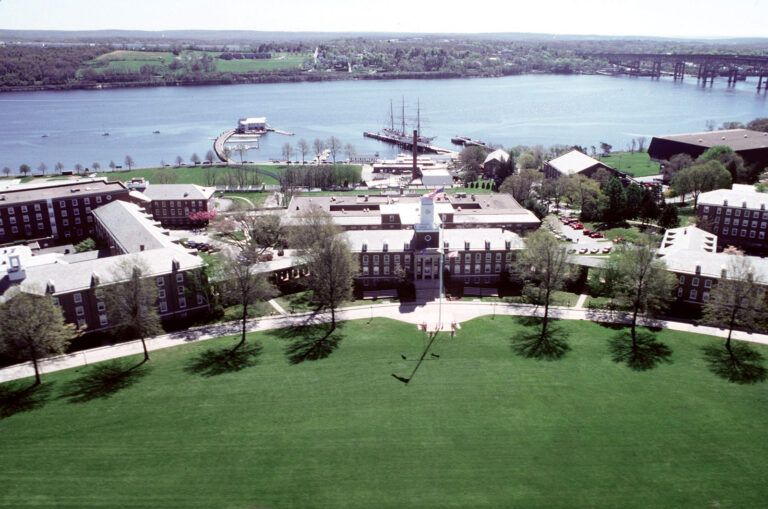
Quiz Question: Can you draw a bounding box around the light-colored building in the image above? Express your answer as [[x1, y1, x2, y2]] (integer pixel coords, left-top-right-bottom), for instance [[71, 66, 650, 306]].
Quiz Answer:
[[237, 117, 267, 133], [544, 150, 616, 180]]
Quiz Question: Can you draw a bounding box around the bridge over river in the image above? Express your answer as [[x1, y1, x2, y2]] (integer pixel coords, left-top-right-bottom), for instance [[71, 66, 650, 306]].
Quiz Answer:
[[585, 53, 768, 90]]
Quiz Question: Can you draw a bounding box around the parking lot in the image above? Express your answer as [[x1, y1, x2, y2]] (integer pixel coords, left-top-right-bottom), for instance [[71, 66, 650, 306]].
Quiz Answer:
[[547, 216, 614, 255]]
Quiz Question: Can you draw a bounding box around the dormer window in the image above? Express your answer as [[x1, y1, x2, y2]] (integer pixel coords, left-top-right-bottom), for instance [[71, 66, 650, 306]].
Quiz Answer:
[[464, 241, 470, 250], [485, 240, 491, 250], [695, 264, 701, 275]]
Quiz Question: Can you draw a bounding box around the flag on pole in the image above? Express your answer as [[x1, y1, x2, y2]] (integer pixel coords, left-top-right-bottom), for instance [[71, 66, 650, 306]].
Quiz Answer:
[[426, 187, 445, 200]]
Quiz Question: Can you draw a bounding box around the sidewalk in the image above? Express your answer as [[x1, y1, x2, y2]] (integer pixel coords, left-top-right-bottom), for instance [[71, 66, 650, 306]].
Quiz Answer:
[[2, 300, 767, 384]]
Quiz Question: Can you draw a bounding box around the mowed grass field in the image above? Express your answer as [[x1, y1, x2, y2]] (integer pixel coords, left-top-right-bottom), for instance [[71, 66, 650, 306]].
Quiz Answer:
[[598, 151, 661, 178], [215, 52, 308, 72], [1, 317, 766, 508]]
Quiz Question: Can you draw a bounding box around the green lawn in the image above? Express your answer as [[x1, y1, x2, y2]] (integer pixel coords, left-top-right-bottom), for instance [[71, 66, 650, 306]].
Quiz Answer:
[[2, 317, 766, 508], [95, 165, 266, 186], [215, 52, 308, 72], [598, 151, 660, 178]]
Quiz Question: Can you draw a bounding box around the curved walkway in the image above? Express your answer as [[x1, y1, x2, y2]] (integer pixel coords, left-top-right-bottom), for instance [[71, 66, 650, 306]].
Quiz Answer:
[[1, 301, 766, 383]]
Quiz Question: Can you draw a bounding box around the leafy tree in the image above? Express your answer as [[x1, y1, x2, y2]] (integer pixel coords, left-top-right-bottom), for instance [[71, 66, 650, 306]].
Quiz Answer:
[[746, 117, 768, 132], [291, 205, 355, 331], [74, 163, 84, 174], [203, 167, 217, 187], [657, 203, 680, 230], [124, 155, 135, 170], [605, 236, 676, 346], [297, 138, 310, 164], [222, 147, 232, 163], [599, 177, 627, 223], [541, 177, 571, 213], [37, 162, 47, 175], [327, 136, 341, 164], [19, 164, 30, 176], [0, 290, 75, 385], [671, 160, 732, 210], [599, 142, 612, 155], [517, 151, 538, 170], [663, 153, 694, 182], [343, 143, 356, 160], [624, 183, 644, 220], [566, 174, 601, 211], [592, 167, 613, 187], [459, 145, 487, 173], [205, 150, 216, 165], [513, 229, 572, 358], [104, 260, 163, 362], [720, 121, 745, 130], [74, 238, 96, 252], [703, 256, 766, 357], [638, 189, 660, 225], [499, 168, 542, 203], [698, 145, 747, 182]]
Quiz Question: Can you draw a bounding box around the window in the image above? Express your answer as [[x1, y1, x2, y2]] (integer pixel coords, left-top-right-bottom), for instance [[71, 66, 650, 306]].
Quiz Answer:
[[99, 314, 108, 326], [373, 266, 380, 276], [724, 218, 730, 225], [702, 292, 710, 302], [484, 265, 491, 273], [0, 228, 4, 236], [106, 195, 112, 201], [750, 231, 756, 238], [97, 302, 106, 312], [677, 287, 683, 297], [485, 253, 491, 262], [722, 228, 729, 235], [735, 209, 741, 217], [394, 255, 400, 265], [73, 208, 79, 216], [53, 297, 60, 306], [59, 201, 65, 208], [22, 215, 29, 223], [704, 279, 712, 288], [495, 264, 501, 273], [692, 277, 699, 287], [362, 266, 370, 275], [373, 255, 380, 264], [716, 207, 721, 215], [159, 301, 168, 313], [73, 293, 82, 303], [175, 273, 184, 283], [96, 196, 102, 204], [703, 206, 709, 213], [197, 294, 204, 305], [404, 255, 411, 264], [11, 226, 18, 233], [75, 306, 85, 316], [383, 255, 390, 264], [7, 208, 13, 215], [158, 289, 166, 299], [474, 253, 481, 262], [725, 208, 732, 216], [34, 204, 40, 211], [61, 210, 67, 218], [75, 218, 81, 225], [178, 297, 186, 308], [62, 219, 69, 227], [72, 199, 78, 206], [741, 229, 747, 237], [37, 222, 44, 230], [77, 319, 87, 328], [84, 197, 90, 205], [474, 264, 481, 274], [9, 216, 16, 225], [177, 285, 184, 295], [156, 277, 165, 286], [383, 266, 390, 275], [495, 253, 502, 262], [362, 255, 369, 264], [689, 289, 697, 300], [752, 221, 758, 228], [760, 232, 765, 240], [35, 213, 42, 221], [678, 275, 685, 284], [465, 264, 471, 274], [21, 205, 27, 213]]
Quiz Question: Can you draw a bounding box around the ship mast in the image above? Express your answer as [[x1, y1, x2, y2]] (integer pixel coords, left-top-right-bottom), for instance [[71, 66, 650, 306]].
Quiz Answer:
[[390, 99, 394, 131], [401, 96, 406, 136]]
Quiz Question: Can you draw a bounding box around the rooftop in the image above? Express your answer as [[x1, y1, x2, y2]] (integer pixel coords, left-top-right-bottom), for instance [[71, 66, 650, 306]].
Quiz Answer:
[[92, 201, 179, 254], [657, 226, 718, 256], [547, 150, 606, 175], [698, 185, 768, 210], [0, 178, 128, 205], [484, 149, 510, 165], [656, 129, 768, 152], [142, 184, 216, 202]]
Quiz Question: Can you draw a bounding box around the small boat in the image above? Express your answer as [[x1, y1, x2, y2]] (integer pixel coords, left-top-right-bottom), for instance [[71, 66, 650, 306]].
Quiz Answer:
[[102, 132, 110, 136], [41, 134, 48, 138], [153, 130, 160, 134]]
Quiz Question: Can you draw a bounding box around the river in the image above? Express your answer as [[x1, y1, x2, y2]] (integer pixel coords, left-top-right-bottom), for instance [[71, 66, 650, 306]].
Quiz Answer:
[[0, 74, 766, 171]]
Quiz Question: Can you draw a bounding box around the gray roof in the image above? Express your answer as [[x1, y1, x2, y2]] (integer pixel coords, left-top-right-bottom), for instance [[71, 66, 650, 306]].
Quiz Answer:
[[143, 184, 215, 201], [92, 201, 178, 253], [343, 228, 523, 253], [697, 186, 768, 211], [657, 226, 717, 256], [661, 250, 768, 281], [0, 178, 128, 205], [657, 129, 768, 152], [547, 150, 606, 175]]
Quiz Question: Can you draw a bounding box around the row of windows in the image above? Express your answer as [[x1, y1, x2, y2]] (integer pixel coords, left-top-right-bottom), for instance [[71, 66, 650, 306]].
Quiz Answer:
[[713, 227, 766, 240], [703, 205, 768, 219], [709, 215, 767, 229], [156, 200, 206, 208], [59, 196, 110, 208], [677, 287, 710, 302], [678, 275, 713, 288]]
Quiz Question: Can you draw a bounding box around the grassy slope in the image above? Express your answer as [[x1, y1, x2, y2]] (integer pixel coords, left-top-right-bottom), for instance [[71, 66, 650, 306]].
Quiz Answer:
[[215, 53, 307, 72], [1, 317, 766, 508], [598, 151, 660, 178]]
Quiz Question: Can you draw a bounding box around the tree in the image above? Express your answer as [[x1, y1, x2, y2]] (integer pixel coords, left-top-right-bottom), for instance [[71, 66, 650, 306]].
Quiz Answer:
[[515, 229, 572, 351], [205, 150, 216, 165], [599, 142, 612, 155], [222, 147, 232, 163], [671, 160, 732, 210], [2, 167, 10, 177], [203, 166, 217, 187], [291, 205, 355, 331], [663, 153, 694, 182], [703, 256, 766, 357], [459, 145, 487, 173], [154, 171, 179, 184], [636, 136, 647, 152], [281, 142, 294, 161], [599, 177, 627, 223], [343, 142, 356, 160], [92, 162, 101, 171], [109, 160, 116, 171], [74, 163, 84, 174], [124, 155, 135, 170], [657, 203, 680, 230], [297, 138, 310, 164], [214, 213, 283, 350], [235, 145, 247, 164], [175, 155, 184, 167], [746, 117, 768, 132], [37, 162, 47, 175], [605, 236, 676, 347], [499, 168, 542, 203], [720, 121, 745, 130], [566, 174, 601, 211], [19, 164, 30, 176], [541, 177, 571, 213], [0, 290, 75, 385], [190, 153, 201, 166], [698, 145, 747, 183], [327, 136, 341, 164], [103, 260, 163, 362], [313, 138, 326, 160], [74, 237, 96, 252], [517, 151, 538, 170]]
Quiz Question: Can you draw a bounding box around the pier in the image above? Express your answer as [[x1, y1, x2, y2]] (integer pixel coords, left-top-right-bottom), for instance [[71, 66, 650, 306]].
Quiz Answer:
[[364, 131, 455, 155], [213, 129, 236, 162]]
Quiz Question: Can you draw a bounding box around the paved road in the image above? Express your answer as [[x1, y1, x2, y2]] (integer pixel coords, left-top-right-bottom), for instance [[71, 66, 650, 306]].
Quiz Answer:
[[2, 300, 766, 384]]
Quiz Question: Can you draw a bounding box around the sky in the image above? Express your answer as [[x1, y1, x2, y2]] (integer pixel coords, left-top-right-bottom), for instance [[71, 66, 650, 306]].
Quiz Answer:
[[0, 0, 766, 39]]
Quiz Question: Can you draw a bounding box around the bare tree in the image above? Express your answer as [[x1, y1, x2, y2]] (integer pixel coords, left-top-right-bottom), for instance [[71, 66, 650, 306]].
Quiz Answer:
[[103, 260, 163, 362], [109, 160, 116, 171], [297, 138, 310, 164], [190, 153, 201, 166], [499, 168, 542, 203], [281, 142, 294, 162], [637, 137, 647, 152], [92, 162, 101, 171], [124, 155, 135, 170], [326, 136, 342, 164], [175, 155, 184, 167], [205, 150, 216, 165], [74, 163, 84, 174], [344, 142, 356, 160], [37, 162, 47, 175], [0, 290, 75, 385], [313, 138, 326, 160], [3, 166, 12, 177], [203, 166, 217, 187]]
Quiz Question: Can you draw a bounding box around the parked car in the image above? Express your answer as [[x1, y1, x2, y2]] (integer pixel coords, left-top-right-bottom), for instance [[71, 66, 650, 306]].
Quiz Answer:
[[602, 246, 612, 254], [186, 241, 198, 248], [590, 232, 604, 239], [583, 229, 593, 236], [197, 245, 209, 252], [579, 247, 588, 254], [258, 252, 274, 262], [591, 247, 600, 254]]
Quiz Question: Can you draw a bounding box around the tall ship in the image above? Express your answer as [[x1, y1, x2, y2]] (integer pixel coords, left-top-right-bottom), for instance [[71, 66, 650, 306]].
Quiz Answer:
[[364, 98, 437, 151]]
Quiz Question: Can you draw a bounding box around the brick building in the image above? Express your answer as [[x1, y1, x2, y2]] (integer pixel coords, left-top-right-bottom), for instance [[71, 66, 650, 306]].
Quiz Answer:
[[0, 179, 130, 246], [696, 185, 768, 253], [142, 184, 216, 227]]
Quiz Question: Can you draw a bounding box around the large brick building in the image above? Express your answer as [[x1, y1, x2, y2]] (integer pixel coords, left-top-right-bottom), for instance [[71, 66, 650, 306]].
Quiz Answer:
[[0, 178, 130, 246], [142, 184, 216, 227], [696, 185, 768, 253], [648, 129, 768, 169], [0, 200, 207, 332]]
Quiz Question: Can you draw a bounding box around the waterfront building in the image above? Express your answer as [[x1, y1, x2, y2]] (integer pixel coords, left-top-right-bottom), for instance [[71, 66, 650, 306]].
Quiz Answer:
[[696, 184, 768, 253], [648, 129, 768, 168], [482, 149, 510, 179], [544, 150, 618, 180], [142, 184, 216, 227], [237, 117, 267, 133], [0, 178, 130, 247]]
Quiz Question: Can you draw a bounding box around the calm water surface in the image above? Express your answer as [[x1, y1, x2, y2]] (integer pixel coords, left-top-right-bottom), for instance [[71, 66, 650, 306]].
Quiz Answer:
[[0, 74, 766, 171]]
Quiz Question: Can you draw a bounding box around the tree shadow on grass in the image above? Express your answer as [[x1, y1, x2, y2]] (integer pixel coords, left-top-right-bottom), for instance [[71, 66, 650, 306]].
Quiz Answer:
[[60, 359, 152, 403], [277, 323, 343, 365], [511, 320, 570, 361], [0, 381, 54, 419], [701, 343, 767, 385], [608, 331, 673, 371], [184, 342, 263, 377]]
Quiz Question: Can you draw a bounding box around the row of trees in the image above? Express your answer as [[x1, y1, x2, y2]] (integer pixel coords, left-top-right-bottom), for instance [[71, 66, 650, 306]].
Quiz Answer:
[[282, 137, 354, 165]]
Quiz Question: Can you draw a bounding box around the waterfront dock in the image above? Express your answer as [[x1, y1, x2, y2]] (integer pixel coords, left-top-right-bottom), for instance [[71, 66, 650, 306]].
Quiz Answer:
[[363, 131, 455, 155], [213, 129, 236, 162]]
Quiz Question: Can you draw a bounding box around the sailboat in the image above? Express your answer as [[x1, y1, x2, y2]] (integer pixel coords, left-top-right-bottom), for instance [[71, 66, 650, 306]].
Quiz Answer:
[[379, 97, 435, 144]]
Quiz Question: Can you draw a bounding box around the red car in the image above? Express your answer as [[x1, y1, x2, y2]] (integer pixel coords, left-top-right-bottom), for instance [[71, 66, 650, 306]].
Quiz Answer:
[[590, 232, 604, 239], [582, 229, 593, 235], [571, 223, 584, 230]]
